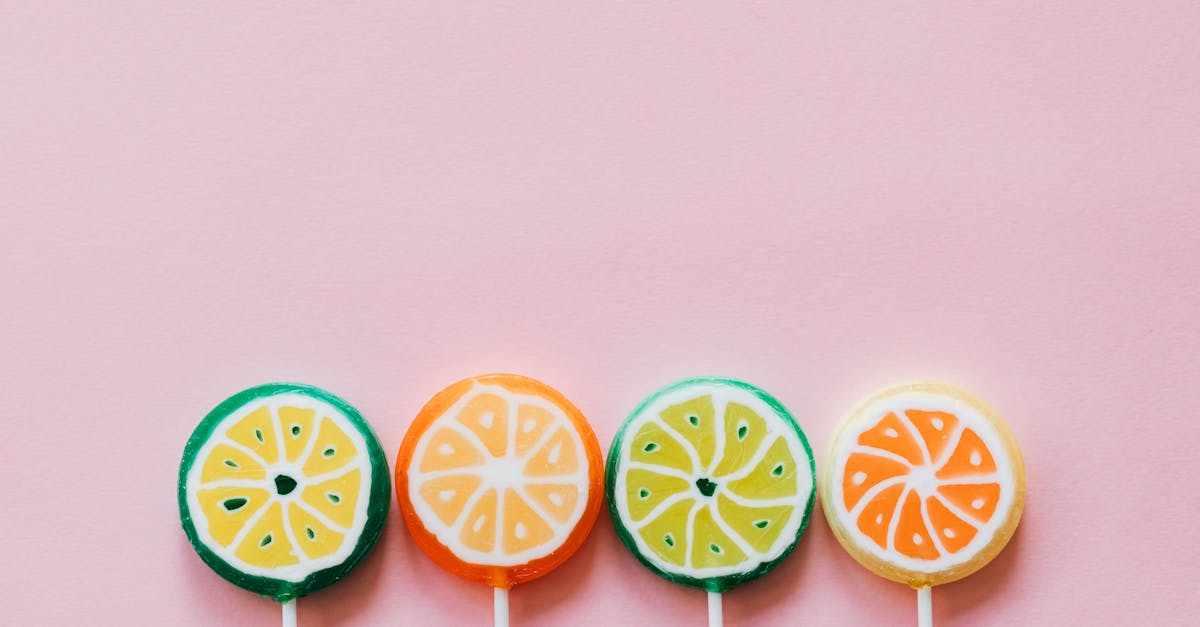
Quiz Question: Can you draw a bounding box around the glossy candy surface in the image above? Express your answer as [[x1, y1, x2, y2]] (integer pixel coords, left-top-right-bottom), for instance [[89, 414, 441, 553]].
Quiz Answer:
[[396, 373, 604, 589], [606, 377, 815, 592], [179, 383, 390, 601], [821, 381, 1025, 587]]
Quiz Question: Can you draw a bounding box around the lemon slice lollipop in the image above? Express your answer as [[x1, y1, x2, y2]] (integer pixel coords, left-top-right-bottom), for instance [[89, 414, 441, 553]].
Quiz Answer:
[[607, 377, 815, 625], [179, 383, 390, 622]]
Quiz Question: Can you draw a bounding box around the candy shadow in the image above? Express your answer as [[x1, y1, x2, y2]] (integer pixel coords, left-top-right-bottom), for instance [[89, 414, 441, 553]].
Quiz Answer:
[[724, 500, 822, 625], [303, 503, 396, 626], [178, 533, 275, 624], [938, 524, 1025, 622], [513, 510, 612, 623]]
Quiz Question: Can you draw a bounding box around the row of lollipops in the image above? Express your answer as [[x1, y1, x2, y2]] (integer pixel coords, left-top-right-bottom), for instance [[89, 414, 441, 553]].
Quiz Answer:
[[178, 374, 1025, 627]]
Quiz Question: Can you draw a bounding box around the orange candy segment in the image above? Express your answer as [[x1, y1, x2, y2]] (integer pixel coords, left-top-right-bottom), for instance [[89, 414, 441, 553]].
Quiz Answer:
[[854, 483, 905, 550], [525, 484, 580, 524], [842, 452, 909, 511], [905, 409, 959, 462], [420, 429, 486, 473], [456, 393, 509, 458], [937, 482, 1001, 523], [418, 474, 484, 526], [936, 428, 997, 480], [892, 490, 938, 560], [925, 495, 977, 553], [856, 412, 926, 465], [524, 428, 580, 477], [843, 410, 1004, 559]]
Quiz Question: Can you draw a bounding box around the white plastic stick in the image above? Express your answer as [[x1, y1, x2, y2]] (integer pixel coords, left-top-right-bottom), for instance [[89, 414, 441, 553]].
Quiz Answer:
[[917, 586, 932, 627], [494, 587, 509, 627], [708, 591, 723, 627], [282, 599, 297, 627]]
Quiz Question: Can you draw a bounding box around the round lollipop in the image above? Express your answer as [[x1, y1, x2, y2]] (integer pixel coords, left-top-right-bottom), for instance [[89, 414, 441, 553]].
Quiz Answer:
[[395, 373, 604, 626], [179, 383, 390, 626], [821, 381, 1025, 626], [606, 377, 815, 627]]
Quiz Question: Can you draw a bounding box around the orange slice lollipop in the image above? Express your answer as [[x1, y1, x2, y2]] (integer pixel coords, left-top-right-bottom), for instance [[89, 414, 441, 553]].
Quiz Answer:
[[821, 381, 1025, 587], [396, 374, 604, 589]]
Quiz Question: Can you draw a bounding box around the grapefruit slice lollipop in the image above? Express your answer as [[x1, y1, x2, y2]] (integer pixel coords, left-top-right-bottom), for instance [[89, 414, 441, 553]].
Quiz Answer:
[[821, 381, 1025, 625], [179, 383, 391, 626], [606, 377, 815, 626], [395, 374, 604, 625]]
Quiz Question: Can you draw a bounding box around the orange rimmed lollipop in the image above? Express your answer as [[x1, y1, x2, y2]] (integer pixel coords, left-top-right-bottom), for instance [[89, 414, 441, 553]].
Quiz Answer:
[[395, 374, 604, 625]]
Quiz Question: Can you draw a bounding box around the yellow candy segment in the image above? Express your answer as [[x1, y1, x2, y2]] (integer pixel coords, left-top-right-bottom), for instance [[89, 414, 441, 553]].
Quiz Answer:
[[625, 468, 692, 522], [690, 506, 748, 569], [629, 422, 694, 474], [725, 438, 798, 501], [301, 469, 361, 529], [195, 486, 271, 546], [712, 402, 768, 477], [287, 502, 345, 560], [301, 417, 360, 477], [225, 406, 280, 465], [278, 406, 316, 463], [200, 443, 267, 483], [234, 502, 299, 567], [715, 494, 793, 554], [659, 395, 716, 469], [637, 498, 694, 567]]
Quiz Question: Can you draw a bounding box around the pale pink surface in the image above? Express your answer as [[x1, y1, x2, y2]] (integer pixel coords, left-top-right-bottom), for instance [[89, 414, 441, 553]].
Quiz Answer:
[[2, 2, 1198, 625]]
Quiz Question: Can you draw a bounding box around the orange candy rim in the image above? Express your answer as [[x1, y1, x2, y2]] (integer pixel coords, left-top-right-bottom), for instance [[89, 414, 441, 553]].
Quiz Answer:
[[395, 373, 605, 589]]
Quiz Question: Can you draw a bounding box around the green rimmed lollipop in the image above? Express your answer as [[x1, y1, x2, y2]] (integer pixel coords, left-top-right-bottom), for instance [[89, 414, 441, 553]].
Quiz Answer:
[[178, 383, 390, 618], [606, 377, 815, 623]]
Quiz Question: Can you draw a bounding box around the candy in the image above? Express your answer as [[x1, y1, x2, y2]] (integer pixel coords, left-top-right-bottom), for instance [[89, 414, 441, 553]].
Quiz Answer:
[[395, 374, 604, 622], [606, 377, 815, 625], [178, 383, 391, 617], [821, 381, 1025, 624]]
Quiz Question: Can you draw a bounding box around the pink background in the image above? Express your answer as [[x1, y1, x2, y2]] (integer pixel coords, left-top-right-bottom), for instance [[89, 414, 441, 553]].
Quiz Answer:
[[3, 2, 1198, 625]]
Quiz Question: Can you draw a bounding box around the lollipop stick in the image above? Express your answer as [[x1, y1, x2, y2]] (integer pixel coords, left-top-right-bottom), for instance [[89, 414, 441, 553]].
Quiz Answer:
[[282, 599, 297, 627], [494, 587, 509, 627], [707, 591, 723, 627], [917, 586, 932, 627]]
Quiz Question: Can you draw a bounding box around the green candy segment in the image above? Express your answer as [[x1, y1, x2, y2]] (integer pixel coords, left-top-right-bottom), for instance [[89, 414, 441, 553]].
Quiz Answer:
[[606, 377, 815, 592], [179, 383, 390, 601]]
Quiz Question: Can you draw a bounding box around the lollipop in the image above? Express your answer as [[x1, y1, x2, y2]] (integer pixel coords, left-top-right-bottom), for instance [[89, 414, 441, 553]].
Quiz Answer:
[[395, 374, 604, 626], [179, 383, 390, 626], [821, 381, 1025, 626], [606, 377, 815, 627]]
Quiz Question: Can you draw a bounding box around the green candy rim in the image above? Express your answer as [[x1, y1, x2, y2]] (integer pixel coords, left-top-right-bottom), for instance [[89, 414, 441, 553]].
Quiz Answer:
[[605, 377, 816, 592], [178, 383, 391, 602]]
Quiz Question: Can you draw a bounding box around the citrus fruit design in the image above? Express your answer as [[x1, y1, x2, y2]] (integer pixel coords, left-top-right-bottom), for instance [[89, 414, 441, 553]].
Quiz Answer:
[[606, 377, 815, 592], [822, 381, 1025, 587], [179, 383, 390, 601], [396, 374, 604, 589]]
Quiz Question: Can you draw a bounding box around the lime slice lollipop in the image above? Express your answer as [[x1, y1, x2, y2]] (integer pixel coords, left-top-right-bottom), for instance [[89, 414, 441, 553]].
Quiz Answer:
[[606, 377, 815, 624], [179, 383, 390, 619]]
